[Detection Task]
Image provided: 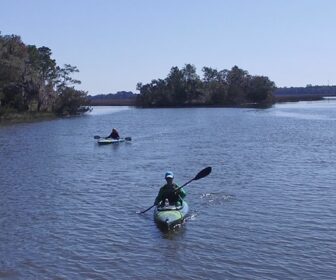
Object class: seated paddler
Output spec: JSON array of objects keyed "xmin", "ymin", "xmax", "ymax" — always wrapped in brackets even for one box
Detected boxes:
[
  {"xmin": 107, "ymin": 128, "xmax": 120, "ymax": 140},
  {"xmin": 154, "ymin": 171, "xmax": 186, "ymax": 207}
]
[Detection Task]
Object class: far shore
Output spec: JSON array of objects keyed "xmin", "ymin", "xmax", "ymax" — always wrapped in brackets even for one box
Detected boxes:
[
  {"xmin": 89, "ymin": 98, "xmax": 136, "ymax": 106},
  {"xmin": 89, "ymin": 94, "xmax": 331, "ymax": 106},
  {"xmin": 1, "ymin": 95, "xmax": 334, "ymax": 125},
  {"xmin": 275, "ymin": 94, "xmax": 325, "ymax": 103}
]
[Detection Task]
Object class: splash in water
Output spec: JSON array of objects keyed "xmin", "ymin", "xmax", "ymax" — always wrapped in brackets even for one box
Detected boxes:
[{"xmin": 200, "ymin": 192, "xmax": 234, "ymax": 205}]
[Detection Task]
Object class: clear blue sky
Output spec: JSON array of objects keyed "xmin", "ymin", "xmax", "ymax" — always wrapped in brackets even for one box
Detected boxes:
[{"xmin": 1, "ymin": 0, "xmax": 335, "ymax": 94}]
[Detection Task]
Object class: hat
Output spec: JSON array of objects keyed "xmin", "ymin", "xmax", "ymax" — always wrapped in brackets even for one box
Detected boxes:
[{"xmin": 165, "ymin": 171, "xmax": 174, "ymax": 179}]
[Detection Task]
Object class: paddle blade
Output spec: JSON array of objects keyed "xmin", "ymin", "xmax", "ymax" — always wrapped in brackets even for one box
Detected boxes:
[
  {"xmin": 193, "ymin": 166, "xmax": 212, "ymax": 181},
  {"xmin": 94, "ymin": 135, "xmax": 101, "ymax": 139},
  {"xmin": 125, "ymin": 137, "xmax": 132, "ymax": 141}
]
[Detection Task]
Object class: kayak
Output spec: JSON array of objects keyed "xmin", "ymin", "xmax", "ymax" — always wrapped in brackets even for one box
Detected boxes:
[
  {"xmin": 154, "ymin": 201, "xmax": 189, "ymax": 230},
  {"xmin": 97, "ymin": 138, "xmax": 125, "ymax": 145},
  {"xmin": 97, "ymin": 137, "xmax": 131, "ymax": 145}
]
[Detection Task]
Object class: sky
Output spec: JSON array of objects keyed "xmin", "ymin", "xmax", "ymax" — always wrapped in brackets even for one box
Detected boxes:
[{"xmin": 1, "ymin": 0, "xmax": 336, "ymax": 95}]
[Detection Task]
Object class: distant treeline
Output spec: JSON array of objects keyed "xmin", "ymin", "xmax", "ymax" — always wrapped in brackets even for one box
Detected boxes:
[
  {"xmin": 90, "ymin": 85, "xmax": 336, "ymax": 106},
  {"xmin": 135, "ymin": 64, "xmax": 276, "ymax": 108},
  {"xmin": 0, "ymin": 32, "xmax": 90, "ymax": 118},
  {"xmin": 274, "ymin": 85, "xmax": 336, "ymax": 102},
  {"xmin": 89, "ymin": 91, "xmax": 136, "ymax": 106}
]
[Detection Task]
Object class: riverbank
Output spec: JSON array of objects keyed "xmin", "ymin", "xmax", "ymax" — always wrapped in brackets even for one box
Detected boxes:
[
  {"xmin": 89, "ymin": 95, "xmax": 332, "ymax": 106},
  {"xmin": 274, "ymin": 94, "xmax": 324, "ymax": 103},
  {"xmin": 0, "ymin": 95, "xmax": 332, "ymax": 125},
  {"xmin": 0, "ymin": 112, "xmax": 57, "ymax": 125}
]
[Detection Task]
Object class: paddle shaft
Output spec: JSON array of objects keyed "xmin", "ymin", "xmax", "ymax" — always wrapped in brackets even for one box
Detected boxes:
[
  {"xmin": 175, "ymin": 178, "xmax": 193, "ymax": 192},
  {"xmin": 139, "ymin": 204, "xmax": 156, "ymax": 214}
]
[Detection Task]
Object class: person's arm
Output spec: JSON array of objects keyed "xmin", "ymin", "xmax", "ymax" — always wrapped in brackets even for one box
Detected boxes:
[
  {"xmin": 154, "ymin": 187, "xmax": 164, "ymax": 205},
  {"xmin": 174, "ymin": 184, "xmax": 186, "ymax": 199},
  {"xmin": 178, "ymin": 187, "xmax": 186, "ymax": 199},
  {"xmin": 178, "ymin": 188, "xmax": 187, "ymax": 199}
]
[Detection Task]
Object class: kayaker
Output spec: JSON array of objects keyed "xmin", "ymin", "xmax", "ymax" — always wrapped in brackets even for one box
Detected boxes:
[
  {"xmin": 154, "ymin": 171, "xmax": 186, "ymax": 207},
  {"xmin": 107, "ymin": 128, "xmax": 120, "ymax": 139}
]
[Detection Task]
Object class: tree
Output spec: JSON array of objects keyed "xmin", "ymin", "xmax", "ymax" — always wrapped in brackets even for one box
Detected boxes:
[
  {"xmin": 202, "ymin": 67, "xmax": 219, "ymax": 83},
  {"xmin": 226, "ymin": 66, "xmax": 250, "ymax": 105},
  {"xmin": 0, "ymin": 34, "xmax": 28, "ymax": 112},
  {"xmin": 248, "ymin": 76, "xmax": 275, "ymax": 105},
  {"xmin": 26, "ymin": 46, "xmax": 58, "ymax": 111},
  {"xmin": 56, "ymin": 64, "xmax": 81, "ymax": 91},
  {"xmin": 0, "ymin": 32, "xmax": 90, "ymax": 116},
  {"xmin": 54, "ymin": 87, "xmax": 90, "ymax": 115},
  {"xmin": 202, "ymin": 67, "xmax": 228, "ymax": 105},
  {"xmin": 182, "ymin": 64, "xmax": 202, "ymax": 103},
  {"xmin": 136, "ymin": 64, "xmax": 275, "ymax": 108},
  {"xmin": 165, "ymin": 66, "xmax": 186, "ymax": 105}
]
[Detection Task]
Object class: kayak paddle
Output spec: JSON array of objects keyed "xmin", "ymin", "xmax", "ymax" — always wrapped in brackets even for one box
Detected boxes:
[{"xmin": 138, "ymin": 166, "xmax": 212, "ymax": 214}]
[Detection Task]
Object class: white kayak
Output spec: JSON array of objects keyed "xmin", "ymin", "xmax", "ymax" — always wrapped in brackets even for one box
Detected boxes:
[{"xmin": 97, "ymin": 137, "xmax": 132, "ymax": 145}]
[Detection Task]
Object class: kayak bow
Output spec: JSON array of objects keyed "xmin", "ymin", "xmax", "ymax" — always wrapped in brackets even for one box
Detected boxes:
[{"xmin": 154, "ymin": 201, "xmax": 189, "ymax": 230}]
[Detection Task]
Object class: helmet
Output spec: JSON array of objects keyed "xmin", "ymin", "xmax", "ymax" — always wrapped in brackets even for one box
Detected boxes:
[{"xmin": 165, "ymin": 171, "xmax": 174, "ymax": 179}]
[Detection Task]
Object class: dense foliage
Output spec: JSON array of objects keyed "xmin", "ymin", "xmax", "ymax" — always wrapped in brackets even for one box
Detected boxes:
[
  {"xmin": 136, "ymin": 64, "xmax": 275, "ymax": 107},
  {"xmin": 0, "ymin": 32, "xmax": 90, "ymax": 116}
]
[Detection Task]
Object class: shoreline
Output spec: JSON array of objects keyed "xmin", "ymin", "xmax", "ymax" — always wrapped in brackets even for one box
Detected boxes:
[
  {"xmin": 274, "ymin": 95, "xmax": 324, "ymax": 103},
  {"xmin": 90, "ymin": 95, "xmax": 332, "ymax": 107},
  {"xmin": 0, "ymin": 112, "xmax": 57, "ymax": 126},
  {"xmin": 1, "ymin": 96, "xmax": 333, "ymax": 125}
]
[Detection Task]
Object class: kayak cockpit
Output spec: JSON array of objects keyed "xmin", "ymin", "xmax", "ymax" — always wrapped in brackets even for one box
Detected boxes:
[{"xmin": 156, "ymin": 204, "xmax": 183, "ymax": 211}]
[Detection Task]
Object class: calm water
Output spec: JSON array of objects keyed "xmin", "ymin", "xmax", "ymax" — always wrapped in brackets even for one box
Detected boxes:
[{"xmin": 1, "ymin": 100, "xmax": 336, "ymax": 279}]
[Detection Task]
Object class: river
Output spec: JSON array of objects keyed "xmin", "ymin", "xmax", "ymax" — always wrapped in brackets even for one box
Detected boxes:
[{"xmin": 1, "ymin": 100, "xmax": 336, "ymax": 279}]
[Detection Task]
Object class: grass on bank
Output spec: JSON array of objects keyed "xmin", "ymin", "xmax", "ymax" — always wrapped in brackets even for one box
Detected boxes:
[{"xmin": 0, "ymin": 111, "xmax": 57, "ymax": 125}]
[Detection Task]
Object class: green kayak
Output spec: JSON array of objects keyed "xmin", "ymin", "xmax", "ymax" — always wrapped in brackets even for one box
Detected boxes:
[{"xmin": 154, "ymin": 201, "xmax": 189, "ymax": 230}]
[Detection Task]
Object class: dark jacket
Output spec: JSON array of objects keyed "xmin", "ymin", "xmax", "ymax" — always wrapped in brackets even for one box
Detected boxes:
[
  {"xmin": 154, "ymin": 183, "xmax": 186, "ymax": 206},
  {"xmin": 108, "ymin": 129, "xmax": 120, "ymax": 139}
]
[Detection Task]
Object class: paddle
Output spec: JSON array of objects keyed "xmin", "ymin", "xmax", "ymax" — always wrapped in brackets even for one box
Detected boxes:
[
  {"xmin": 138, "ymin": 166, "xmax": 212, "ymax": 214},
  {"xmin": 94, "ymin": 135, "xmax": 132, "ymax": 141}
]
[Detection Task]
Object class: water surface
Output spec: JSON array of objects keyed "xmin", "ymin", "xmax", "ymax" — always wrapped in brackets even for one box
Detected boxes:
[{"xmin": 1, "ymin": 101, "xmax": 336, "ymax": 279}]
